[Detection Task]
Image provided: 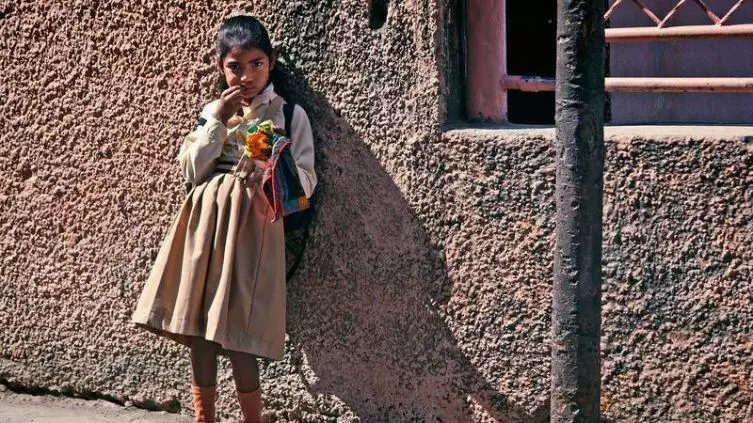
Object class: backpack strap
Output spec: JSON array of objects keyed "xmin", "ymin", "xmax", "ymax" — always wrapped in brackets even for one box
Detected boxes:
[{"xmin": 283, "ymin": 101, "xmax": 295, "ymax": 137}]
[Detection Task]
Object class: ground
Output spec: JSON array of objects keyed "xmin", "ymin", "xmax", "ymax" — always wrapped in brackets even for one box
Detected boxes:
[{"xmin": 0, "ymin": 387, "xmax": 190, "ymax": 423}]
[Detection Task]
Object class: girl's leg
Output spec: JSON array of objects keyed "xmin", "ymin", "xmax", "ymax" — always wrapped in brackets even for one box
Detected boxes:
[
  {"xmin": 190, "ymin": 338, "xmax": 218, "ymax": 386},
  {"xmin": 228, "ymin": 351, "xmax": 260, "ymax": 392},
  {"xmin": 190, "ymin": 338, "xmax": 218, "ymax": 423},
  {"xmin": 229, "ymin": 351, "xmax": 262, "ymax": 423}
]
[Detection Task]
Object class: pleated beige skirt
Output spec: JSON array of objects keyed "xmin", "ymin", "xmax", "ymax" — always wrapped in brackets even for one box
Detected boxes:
[{"xmin": 132, "ymin": 163, "xmax": 286, "ymax": 360}]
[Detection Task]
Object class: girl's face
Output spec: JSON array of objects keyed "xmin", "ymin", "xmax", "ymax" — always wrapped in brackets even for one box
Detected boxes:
[{"xmin": 220, "ymin": 46, "xmax": 274, "ymax": 105}]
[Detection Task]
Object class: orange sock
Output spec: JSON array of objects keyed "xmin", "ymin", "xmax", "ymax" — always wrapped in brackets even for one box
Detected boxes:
[
  {"xmin": 191, "ymin": 385, "xmax": 216, "ymax": 423},
  {"xmin": 237, "ymin": 388, "xmax": 263, "ymax": 423}
]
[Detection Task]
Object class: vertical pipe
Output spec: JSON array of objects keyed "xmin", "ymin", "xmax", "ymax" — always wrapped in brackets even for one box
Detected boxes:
[
  {"xmin": 551, "ymin": 0, "xmax": 606, "ymax": 421},
  {"xmin": 466, "ymin": 0, "xmax": 507, "ymax": 122}
]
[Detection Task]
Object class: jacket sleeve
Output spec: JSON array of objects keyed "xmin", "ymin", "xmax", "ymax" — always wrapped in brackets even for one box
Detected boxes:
[
  {"xmin": 288, "ymin": 105, "xmax": 317, "ymax": 198},
  {"xmin": 177, "ymin": 101, "xmax": 227, "ymax": 186}
]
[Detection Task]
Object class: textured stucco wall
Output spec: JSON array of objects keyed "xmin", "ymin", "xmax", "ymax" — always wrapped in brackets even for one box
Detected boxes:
[
  {"xmin": 0, "ymin": 0, "xmax": 459, "ymax": 421},
  {"xmin": 1, "ymin": 1, "xmax": 752, "ymax": 423},
  {"xmin": 439, "ymin": 127, "xmax": 752, "ymax": 422}
]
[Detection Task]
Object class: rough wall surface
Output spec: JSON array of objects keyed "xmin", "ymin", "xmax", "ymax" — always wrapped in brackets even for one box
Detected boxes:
[
  {"xmin": 1, "ymin": 1, "xmax": 752, "ymax": 423},
  {"xmin": 1, "ymin": 0, "xmax": 458, "ymax": 421},
  {"xmin": 439, "ymin": 128, "xmax": 752, "ymax": 422}
]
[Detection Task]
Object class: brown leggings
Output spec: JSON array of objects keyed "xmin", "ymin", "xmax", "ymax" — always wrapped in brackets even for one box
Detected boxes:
[{"xmin": 190, "ymin": 338, "xmax": 260, "ymax": 393}]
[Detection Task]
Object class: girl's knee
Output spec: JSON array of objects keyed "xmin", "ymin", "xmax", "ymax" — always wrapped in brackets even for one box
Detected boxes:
[
  {"xmin": 190, "ymin": 337, "xmax": 220, "ymax": 355},
  {"xmin": 228, "ymin": 350, "xmax": 258, "ymax": 365}
]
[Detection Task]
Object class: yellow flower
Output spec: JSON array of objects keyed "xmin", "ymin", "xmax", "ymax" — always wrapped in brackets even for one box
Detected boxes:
[{"xmin": 257, "ymin": 119, "xmax": 276, "ymax": 136}]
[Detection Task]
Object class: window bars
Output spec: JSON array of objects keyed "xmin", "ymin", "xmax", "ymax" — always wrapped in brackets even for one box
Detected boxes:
[
  {"xmin": 466, "ymin": 0, "xmax": 753, "ymax": 122},
  {"xmin": 605, "ymin": 0, "xmax": 753, "ymax": 40}
]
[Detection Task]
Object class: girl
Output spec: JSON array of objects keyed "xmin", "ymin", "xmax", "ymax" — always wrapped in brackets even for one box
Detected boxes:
[{"xmin": 132, "ymin": 15, "xmax": 316, "ymax": 423}]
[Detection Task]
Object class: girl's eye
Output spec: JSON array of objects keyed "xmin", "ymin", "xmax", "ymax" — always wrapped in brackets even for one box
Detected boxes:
[
  {"xmin": 227, "ymin": 63, "xmax": 240, "ymax": 71},
  {"xmin": 252, "ymin": 61, "xmax": 264, "ymax": 69}
]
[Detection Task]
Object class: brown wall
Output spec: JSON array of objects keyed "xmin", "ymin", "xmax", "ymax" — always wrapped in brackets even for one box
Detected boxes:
[
  {"xmin": 440, "ymin": 127, "xmax": 752, "ymax": 422},
  {"xmin": 0, "ymin": 1, "xmax": 751, "ymax": 422}
]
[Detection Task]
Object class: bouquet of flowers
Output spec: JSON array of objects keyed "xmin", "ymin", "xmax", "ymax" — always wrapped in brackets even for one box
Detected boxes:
[
  {"xmin": 241, "ymin": 117, "xmax": 310, "ymax": 223},
  {"xmin": 243, "ymin": 119, "xmax": 286, "ymax": 161}
]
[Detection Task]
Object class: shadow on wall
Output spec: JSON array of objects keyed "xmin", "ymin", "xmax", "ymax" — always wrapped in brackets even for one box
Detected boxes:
[{"xmin": 265, "ymin": 56, "xmax": 550, "ymax": 422}]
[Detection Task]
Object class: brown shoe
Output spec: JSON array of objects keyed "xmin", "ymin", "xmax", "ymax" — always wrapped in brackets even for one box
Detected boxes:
[
  {"xmin": 237, "ymin": 388, "xmax": 263, "ymax": 423},
  {"xmin": 191, "ymin": 385, "xmax": 216, "ymax": 423}
]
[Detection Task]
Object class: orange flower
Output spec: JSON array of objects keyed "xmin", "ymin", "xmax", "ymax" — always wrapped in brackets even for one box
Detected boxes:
[{"xmin": 245, "ymin": 132, "xmax": 272, "ymax": 160}]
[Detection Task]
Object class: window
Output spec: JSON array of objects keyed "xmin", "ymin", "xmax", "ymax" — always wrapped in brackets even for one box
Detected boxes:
[{"xmin": 465, "ymin": 0, "xmax": 753, "ymax": 124}]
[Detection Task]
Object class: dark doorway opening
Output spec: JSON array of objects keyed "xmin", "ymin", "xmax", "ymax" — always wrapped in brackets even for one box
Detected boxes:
[
  {"xmin": 506, "ymin": 1, "xmax": 556, "ymax": 124},
  {"xmin": 369, "ymin": 0, "xmax": 389, "ymax": 30}
]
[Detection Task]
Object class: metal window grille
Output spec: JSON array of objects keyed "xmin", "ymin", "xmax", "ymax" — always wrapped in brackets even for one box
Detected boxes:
[{"xmin": 466, "ymin": 0, "xmax": 753, "ymax": 121}]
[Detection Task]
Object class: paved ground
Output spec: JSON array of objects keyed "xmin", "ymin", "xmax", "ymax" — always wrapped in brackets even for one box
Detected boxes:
[{"xmin": 0, "ymin": 389, "xmax": 191, "ymax": 423}]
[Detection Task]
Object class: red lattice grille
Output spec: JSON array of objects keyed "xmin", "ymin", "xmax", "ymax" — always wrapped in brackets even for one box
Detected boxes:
[{"xmin": 605, "ymin": 0, "xmax": 750, "ymax": 27}]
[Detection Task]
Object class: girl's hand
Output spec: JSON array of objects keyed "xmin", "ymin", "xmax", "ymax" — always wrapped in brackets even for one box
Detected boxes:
[{"xmin": 215, "ymin": 85, "xmax": 245, "ymax": 125}]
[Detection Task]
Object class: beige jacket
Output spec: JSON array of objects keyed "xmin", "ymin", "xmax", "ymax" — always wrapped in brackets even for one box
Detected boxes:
[{"xmin": 177, "ymin": 83, "xmax": 317, "ymax": 197}]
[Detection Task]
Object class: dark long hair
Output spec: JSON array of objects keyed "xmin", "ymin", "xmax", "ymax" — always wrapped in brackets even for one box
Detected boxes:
[{"xmin": 216, "ymin": 15, "xmax": 291, "ymax": 100}]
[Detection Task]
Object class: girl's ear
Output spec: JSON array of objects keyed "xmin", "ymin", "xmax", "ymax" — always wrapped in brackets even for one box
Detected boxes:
[
  {"xmin": 216, "ymin": 56, "xmax": 228, "ymax": 92},
  {"xmin": 269, "ymin": 51, "xmax": 276, "ymax": 71},
  {"xmin": 218, "ymin": 75, "xmax": 229, "ymax": 92}
]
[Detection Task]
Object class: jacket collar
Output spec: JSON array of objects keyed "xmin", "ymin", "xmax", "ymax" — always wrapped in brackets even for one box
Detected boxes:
[{"xmin": 245, "ymin": 83, "xmax": 276, "ymax": 112}]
